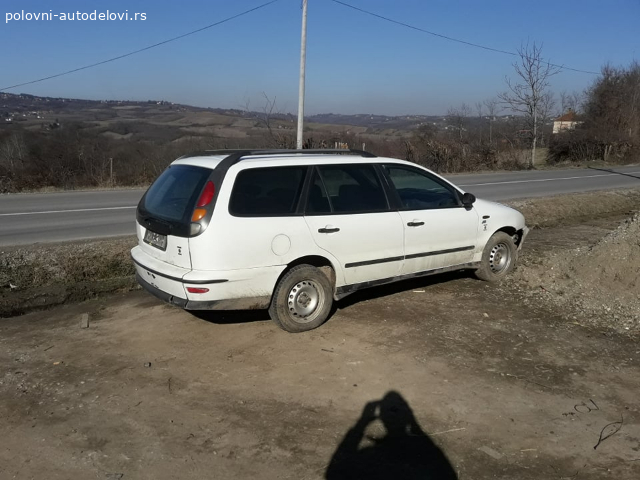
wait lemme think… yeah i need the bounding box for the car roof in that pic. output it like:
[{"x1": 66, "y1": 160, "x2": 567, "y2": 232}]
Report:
[{"x1": 171, "y1": 149, "x2": 412, "y2": 170}]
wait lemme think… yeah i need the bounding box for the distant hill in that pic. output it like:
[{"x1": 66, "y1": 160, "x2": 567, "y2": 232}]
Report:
[
  {"x1": 0, "y1": 92, "x2": 201, "y2": 114},
  {"x1": 307, "y1": 113, "x2": 444, "y2": 130},
  {"x1": 0, "y1": 92, "x2": 449, "y2": 131},
  {"x1": 0, "y1": 92, "x2": 522, "y2": 150}
]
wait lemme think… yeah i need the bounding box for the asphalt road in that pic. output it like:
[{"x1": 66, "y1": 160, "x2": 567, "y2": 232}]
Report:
[
  {"x1": 1, "y1": 165, "x2": 639, "y2": 246},
  {"x1": 451, "y1": 165, "x2": 640, "y2": 199},
  {"x1": 0, "y1": 189, "x2": 143, "y2": 247}
]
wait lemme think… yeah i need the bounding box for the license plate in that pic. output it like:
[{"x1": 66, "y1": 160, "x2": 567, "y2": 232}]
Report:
[{"x1": 144, "y1": 229, "x2": 167, "y2": 251}]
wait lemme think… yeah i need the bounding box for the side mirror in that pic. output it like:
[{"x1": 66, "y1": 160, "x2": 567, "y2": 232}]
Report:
[{"x1": 462, "y1": 192, "x2": 476, "y2": 208}]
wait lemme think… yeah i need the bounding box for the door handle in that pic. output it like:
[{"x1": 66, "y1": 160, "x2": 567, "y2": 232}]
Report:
[
  {"x1": 318, "y1": 226, "x2": 340, "y2": 234},
  {"x1": 407, "y1": 221, "x2": 424, "y2": 227}
]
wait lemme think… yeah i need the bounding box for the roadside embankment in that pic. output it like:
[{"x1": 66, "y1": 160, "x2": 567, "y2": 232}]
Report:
[
  {"x1": 504, "y1": 188, "x2": 640, "y2": 228},
  {"x1": 0, "y1": 237, "x2": 137, "y2": 317}
]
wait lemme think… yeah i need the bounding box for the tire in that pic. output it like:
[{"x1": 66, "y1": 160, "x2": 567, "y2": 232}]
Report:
[
  {"x1": 269, "y1": 265, "x2": 334, "y2": 333},
  {"x1": 475, "y1": 232, "x2": 518, "y2": 282}
]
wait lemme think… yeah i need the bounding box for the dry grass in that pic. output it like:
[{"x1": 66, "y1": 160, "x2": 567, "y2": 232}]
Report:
[
  {"x1": 505, "y1": 188, "x2": 640, "y2": 228},
  {"x1": 0, "y1": 237, "x2": 137, "y2": 317}
]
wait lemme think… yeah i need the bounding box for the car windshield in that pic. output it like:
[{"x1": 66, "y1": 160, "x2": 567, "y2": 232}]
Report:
[{"x1": 143, "y1": 164, "x2": 211, "y2": 223}]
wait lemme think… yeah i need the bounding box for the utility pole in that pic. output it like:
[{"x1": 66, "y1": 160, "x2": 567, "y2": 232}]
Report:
[{"x1": 296, "y1": 0, "x2": 308, "y2": 150}]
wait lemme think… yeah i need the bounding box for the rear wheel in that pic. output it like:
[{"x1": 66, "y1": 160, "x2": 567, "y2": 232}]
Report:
[
  {"x1": 475, "y1": 232, "x2": 517, "y2": 282},
  {"x1": 269, "y1": 265, "x2": 333, "y2": 333}
]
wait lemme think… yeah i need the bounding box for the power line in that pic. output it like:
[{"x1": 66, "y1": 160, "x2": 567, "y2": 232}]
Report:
[
  {"x1": 0, "y1": 0, "x2": 281, "y2": 91},
  {"x1": 329, "y1": 0, "x2": 600, "y2": 75}
]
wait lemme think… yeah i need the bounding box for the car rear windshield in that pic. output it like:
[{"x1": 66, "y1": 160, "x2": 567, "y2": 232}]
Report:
[{"x1": 142, "y1": 164, "x2": 211, "y2": 223}]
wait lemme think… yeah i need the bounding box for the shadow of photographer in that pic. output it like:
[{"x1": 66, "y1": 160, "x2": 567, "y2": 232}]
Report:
[{"x1": 326, "y1": 391, "x2": 457, "y2": 479}]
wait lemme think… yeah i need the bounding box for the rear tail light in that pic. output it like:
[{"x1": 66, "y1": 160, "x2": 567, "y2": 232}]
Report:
[
  {"x1": 197, "y1": 181, "x2": 215, "y2": 207},
  {"x1": 190, "y1": 181, "x2": 215, "y2": 234},
  {"x1": 187, "y1": 287, "x2": 209, "y2": 294}
]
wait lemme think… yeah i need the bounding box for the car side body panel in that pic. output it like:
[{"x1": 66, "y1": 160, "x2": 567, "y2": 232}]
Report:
[{"x1": 304, "y1": 211, "x2": 405, "y2": 285}]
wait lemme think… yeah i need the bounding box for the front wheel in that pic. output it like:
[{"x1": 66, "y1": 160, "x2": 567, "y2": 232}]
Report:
[
  {"x1": 269, "y1": 265, "x2": 334, "y2": 333},
  {"x1": 475, "y1": 232, "x2": 518, "y2": 282}
]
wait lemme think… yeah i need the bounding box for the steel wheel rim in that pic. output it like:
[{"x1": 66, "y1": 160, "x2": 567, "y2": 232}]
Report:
[
  {"x1": 489, "y1": 242, "x2": 511, "y2": 274},
  {"x1": 288, "y1": 280, "x2": 324, "y2": 323}
]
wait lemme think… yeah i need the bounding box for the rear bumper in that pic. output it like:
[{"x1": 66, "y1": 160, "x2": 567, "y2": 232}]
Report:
[
  {"x1": 131, "y1": 246, "x2": 279, "y2": 310},
  {"x1": 136, "y1": 272, "x2": 188, "y2": 308},
  {"x1": 136, "y1": 272, "x2": 271, "y2": 310}
]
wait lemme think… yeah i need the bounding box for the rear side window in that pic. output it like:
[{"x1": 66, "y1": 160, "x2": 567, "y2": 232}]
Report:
[
  {"x1": 305, "y1": 164, "x2": 389, "y2": 214},
  {"x1": 143, "y1": 165, "x2": 211, "y2": 223},
  {"x1": 229, "y1": 166, "x2": 305, "y2": 216}
]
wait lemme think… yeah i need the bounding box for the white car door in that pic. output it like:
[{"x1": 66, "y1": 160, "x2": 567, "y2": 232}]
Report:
[
  {"x1": 383, "y1": 164, "x2": 479, "y2": 274},
  {"x1": 303, "y1": 164, "x2": 404, "y2": 286}
]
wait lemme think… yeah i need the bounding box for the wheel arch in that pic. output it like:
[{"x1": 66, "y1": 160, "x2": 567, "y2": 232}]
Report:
[
  {"x1": 492, "y1": 226, "x2": 525, "y2": 248},
  {"x1": 270, "y1": 255, "x2": 339, "y2": 302}
]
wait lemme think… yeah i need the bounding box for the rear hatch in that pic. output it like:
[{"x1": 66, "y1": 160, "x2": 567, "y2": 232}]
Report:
[{"x1": 136, "y1": 164, "x2": 213, "y2": 269}]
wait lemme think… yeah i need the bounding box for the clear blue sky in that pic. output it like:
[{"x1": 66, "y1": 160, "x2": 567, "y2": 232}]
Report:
[{"x1": 2, "y1": 0, "x2": 638, "y2": 115}]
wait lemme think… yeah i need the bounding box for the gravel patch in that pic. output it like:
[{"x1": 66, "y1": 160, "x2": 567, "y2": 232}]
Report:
[{"x1": 510, "y1": 213, "x2": 640, "y2": 334}]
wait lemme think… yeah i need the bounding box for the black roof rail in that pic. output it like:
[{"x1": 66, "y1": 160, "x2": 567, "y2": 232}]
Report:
[
  {"x1": 178, "y1": 148, "x2": 376, "y2": 161},
  {"x1": 197, "y1": 149, "x2": 378, "y2": 183},
  {"x1": 176, "y1": 149, "x2": 247, "y2": 160}
]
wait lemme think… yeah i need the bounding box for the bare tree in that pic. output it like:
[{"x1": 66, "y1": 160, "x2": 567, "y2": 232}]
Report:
[
  {"x1": 0, "y1": 133, "x2": 27, "y2": 173},
  {"x1": 483, "y1": 98, "x2": 499, "y2": 145},
  {"x1": 538, "y1": 91, "x2": 556, "y2": 147},
  {"x1": 446, "y1": 103, "x2": 471, "y2": 141},
  {"x1": 499, "y1": 42, "x2": 561, "y2": 167},
  {"x1": 241, "y1": 92, "x2": 295, "y2": 148},
  {"x1": 560, "y1": 90, "x2": 582, "y2": 114},
  {"x1": 584, "y1": 61, "x2": 640, "y2": 149},
  {"x1": 475, "y1": 102, "x2": 483, "y2": 118},
  {"x1": 475, "y1": 102, "x2": 484, "y2": 142}
]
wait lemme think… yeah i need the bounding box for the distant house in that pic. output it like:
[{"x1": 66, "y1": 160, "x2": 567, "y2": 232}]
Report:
[{"x1": 553, "y1": 110, "x2": 581, "y2": 134}]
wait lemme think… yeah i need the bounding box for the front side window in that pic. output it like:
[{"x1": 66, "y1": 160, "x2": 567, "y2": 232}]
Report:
[
  {"x1": 229, "y1": 166, "x2": 305, "y2": 216},
  {"x1": 305, "y1": 164, "x2": 389, "y2": 214},
  {"x1": 384, "y1": 165, "x2": 460, "y2": 210}
]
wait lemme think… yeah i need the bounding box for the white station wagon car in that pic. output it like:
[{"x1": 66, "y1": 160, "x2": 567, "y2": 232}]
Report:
[{"x1": 132, "y1": 149, "x2": 528, "y2": 332}]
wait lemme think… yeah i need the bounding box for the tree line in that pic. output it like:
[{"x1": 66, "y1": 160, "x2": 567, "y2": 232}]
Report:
[{"x1": 408, "y1": 45, "x2": 639, "y2": 172}]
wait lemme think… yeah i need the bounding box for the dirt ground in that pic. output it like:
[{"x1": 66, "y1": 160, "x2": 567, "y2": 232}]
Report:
[
  {"x1": 1, "y1": 219, "x2": 639, "y2": 479},
  {"x1": 510, "y1": 213, "x2": 640, "y2": 334}
]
